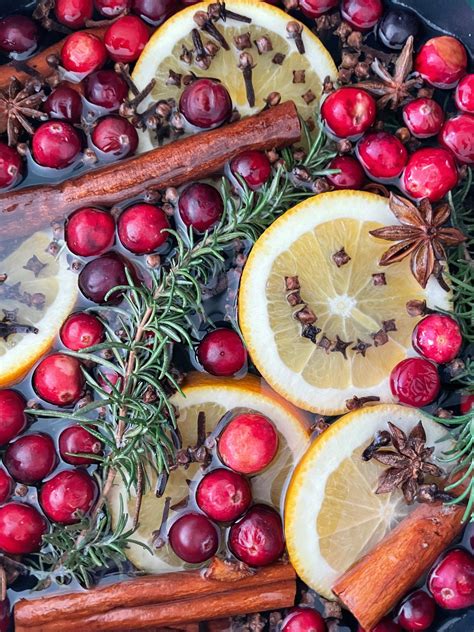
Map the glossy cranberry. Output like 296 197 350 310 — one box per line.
341 0 383 31
0 15 38 55
92 116 139 158
321 87 377 139
402 98 445 139
97 366 122 393
61 31 108 75
40 469 97 524
84 70 128 110
378 9 419 50
0 390 27 445
0 502 47 554
168 512 219 564
78 252 132 304
231 151 272 190
66 207 116 257
299 0 338 18
439 114 474 165
196 468 252 523
281 607 327 632
455 74 474 114
357 132 408 180
358 618 401 632
179 182 224 232
33 353 85 406
32 121 82 169
326 155 366 190
59 425 103 465
118 203 170 254
390 357 440 407
0 469 13 504
95 0 131 17
104 15 149 63
60 312 105 351
428 548 474 609
43 85 83 123
55 0 94 29
197 329 247 376
179 78 232 129
397 590 436 631
5 433 57 485
229 504 284 567
132 0 175 23
402 148 458 202
460 393 474 414
412 314 463 364
415 36 467 89
0 142 22 189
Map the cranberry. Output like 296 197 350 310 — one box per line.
60 312 105 351
78 252 132 304
402 148 458 202
197 329 247 376
5 433 57 485
439 114 474 165
412 314 462 364
415 36 467 89
32 121 82 169
390 357 440 407
326 155 365 190
357 132 408 180
0 15 38 55
231 151 272 190
0 390 27 445
168 512 219 564
132 0 175 24
61 31 108 75
196 468 252 522
66 207 116 257
0 469 13 504
179 78 232 129
298 0 338 18
0 502 47 554
59 424 103 465
179 182 224 232
55 0 94 29
118 203 170 254
97 366 122 393
0 142 22 189
455 74 474 114
84 70 128 110
321 87 377 140
95 0 131 17
40 469 97 524
219 413 278 475
281 607 327 632
0 599 9 632
358 618 401 632
228 504 284 567
33 353 85 406
92 116 139 158
378 9 419 50
460 393 474 414
397 590 436 631
402 98 444 139
43 85 83 123
428 548 474 609
104 15 149 63
341 0 383 31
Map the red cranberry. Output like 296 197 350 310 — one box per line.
231 151 272 190
0 15 38 55
179 182 224 232
460 393 474 414
179 78 232 129
78 252 132 304
95 0 131 17
97 366 122 393
168 512 219 564
412 314 462 364
60 312 105 351
59 424 103 465
33 353 85 406
0 469 13 504
0 502 47 554
281 607 327 632
66 207 116 257
32 121 82 169
228 504 284 567
415 36 467 89
132 0 175 24
357 132 408 180
197 329 247 376
0 390 27 445
118 203 170 254
0 142 22 189
92 116 138 158
61 31 108 75
326 155 365 190
40 469 97 524
455 74 474 114
403 98 445 139
0 599 9 632
5 433 57 485
299 0 338 18
321 87 377 139
84 70 128 110
196 468 252 522
43 85 83 123
341 0 383 31
402 148 458 202
439 114 474 165
358 618 401 632
104 15 149 63
55 0 94 29
390 357 440 407
397 590 436 631
428 548 474 609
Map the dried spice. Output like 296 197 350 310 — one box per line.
346 395 381 411
351 339 372 357
0 77 47 146
372 272 386 286
371 329 389 347
23 255 47 278
382 319 397 332
238 52 256 108
332 247 351 267
331 335 353 359
302 324 321 343
203 557 255 582
286 21 305 54
0 318 38 341
406 299 427 317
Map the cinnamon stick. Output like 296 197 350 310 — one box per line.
0 101 301 242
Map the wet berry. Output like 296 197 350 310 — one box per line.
118 203 170 254
91 116 139 158
104 15 149 63
357 132 408 180
402 98 445 139
132 0 176 24
78 252 132 304
415 36 467 89
0 390 27 445
390 357 440 407
60 312 105 351
61 31 108 75
40 469 97 524
179 78 232 129
168 512 219 564
439 114 474 165
397 590 436 631
84 70 128 110
0 469 13 504
197 329 247 376
321 87 377 140
43 84 83 123
97 366 122 393
401 147 458 202
0 15 38 55
32 121 82 169
326 155 365 190
59 425 103 465
231 150 272 190
358 618 401 632
33 353 85 406
428 548 474 609
178 182 224 232
0 502 47 554
95 0 131 17
455 74 474 114
298 0 339 19
228 504 284 567
55 0 94 29
196 468 252 523
0 142 22 189
341 0 383 31
5 433 57 485
412 314 462 364
66 207 116 257
378 9 419 50
281 607 327 632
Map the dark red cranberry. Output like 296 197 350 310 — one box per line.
168 512 219 564
378 9 419 50
0 598 9 632
33 353 85 406
84 70 128 110
197 329 247 376
179 78 232 129
66 207 116 257
132 0 175 24
281 607 327 632
412 314 462 364
196 468 252 522
0 142 22 189
460 393 474 414
439 114 474 165
61 31 108 75
341 0 383 31
0 502 47 554
60 312 105 351
95 0 131 17
402 98 445 139
357 132 408 180
397 590 436 631
0 390 27 445
40 469 97 524
92 116 139 158
326 155 366 190
78 252 132 304
32 121 82 169
219 413 279 475
428 548 474 609
231 151 272 190
179 182 224 232
455 74 474 114
5 433 57 485
59 424 103 465
55 0 94 29
358 618 401 632
228 504 284 567
118 203 170 254
0 15 38 55
321 87 377 139
415 36 467 89
402 148 458 202
104 15 149 63
390 358 440 407
298 0 338 18
43 84 83 123
0 469 13 504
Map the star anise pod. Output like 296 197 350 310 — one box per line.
369 193 467 288
0 77 48 146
